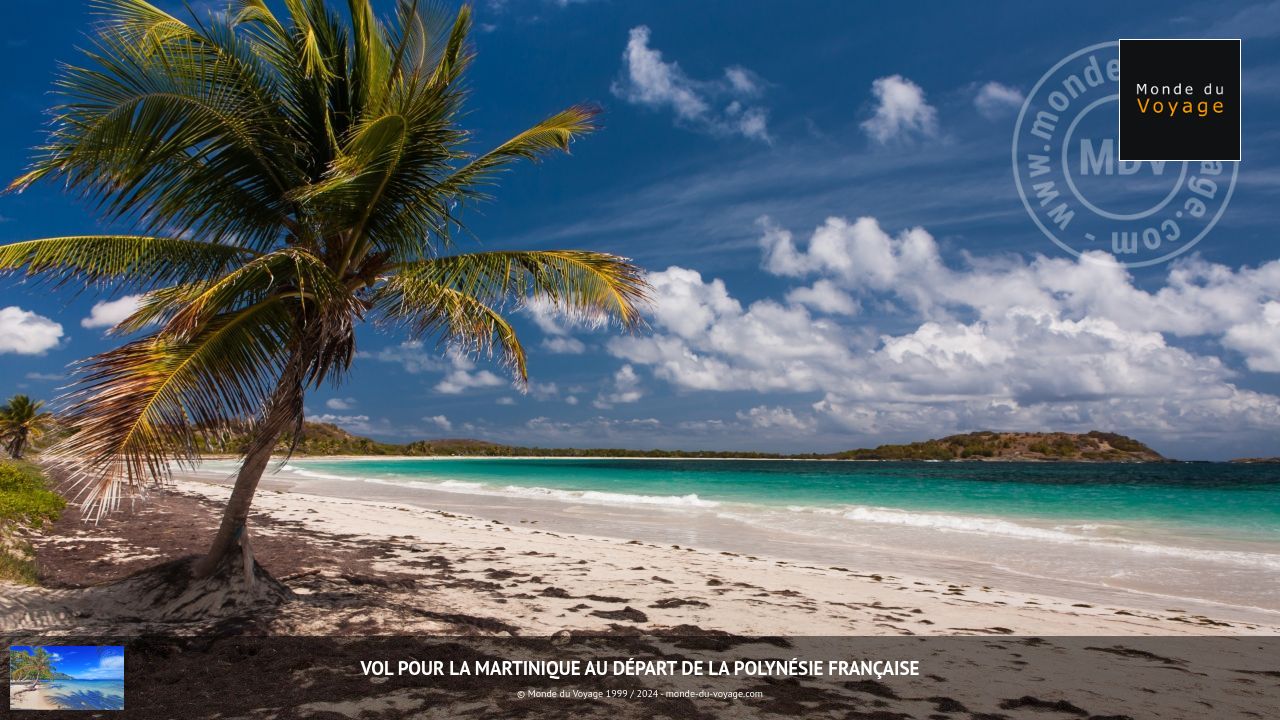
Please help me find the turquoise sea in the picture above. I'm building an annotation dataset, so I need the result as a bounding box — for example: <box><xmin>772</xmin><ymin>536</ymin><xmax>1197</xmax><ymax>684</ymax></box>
<box><xmin>223</xmin><ymin>458</ymin><xmax>1280</xmax><ymax>614</ymax></box>
<box><xmin>287</xmin><ymin>458</ymin><xmax>1280</xmax><ymax>542</ymax></box>
<box><xmin>9</xmin><ymin>679</ymin><xmax>125</xmax><ymax>710</ymax></box>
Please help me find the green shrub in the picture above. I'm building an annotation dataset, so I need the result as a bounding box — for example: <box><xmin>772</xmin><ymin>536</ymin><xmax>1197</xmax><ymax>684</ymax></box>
<box><xmin>0</xmin><ymin>461</ymin><xmax>64</xmax><ymax>585</ymax></box>
<box><xmin>0</xmin><ymin>462</ymin><xmax>65</xmax><ymax>528</ymax></box>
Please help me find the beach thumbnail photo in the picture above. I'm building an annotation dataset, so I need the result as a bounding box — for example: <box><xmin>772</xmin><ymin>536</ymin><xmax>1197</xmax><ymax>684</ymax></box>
<box><xmin>9</xmin><ymin>646</ymin><xmax>124</xmax><ymax>711</ymax></box>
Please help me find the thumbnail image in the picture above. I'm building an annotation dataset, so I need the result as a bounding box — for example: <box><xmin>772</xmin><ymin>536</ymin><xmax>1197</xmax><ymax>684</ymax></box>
<box><xmin>9</xmin><ymin>646</ymin><xmax>124</xmax><ymax>711</ymax></box>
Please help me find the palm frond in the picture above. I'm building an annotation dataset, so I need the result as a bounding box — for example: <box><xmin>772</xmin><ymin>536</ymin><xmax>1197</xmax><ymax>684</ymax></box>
<box><xmin>11</xmin><ymin>0</ymin><xmax>301</xmax><ymax>248</ymax></box>
<box><xmin>374</xmin><ymin>250</ymin><xmax>648</xmax><ymax>382</ymax></box>
<box><xmin>0</xmin><ymin>235</ymin><xmax>256</xmax><ymax>292</ymax></box>
<box><xmin>438</xmin><ymin>104</ymin><xmax>600</xmax><ymax>198</ymax></box>
<box><xmin>389</xmin><ymin>250</ymin><xmax>648</xmax><ymax>324</ymax></box>
<box><xmin>51</xmin><ymin>299</ymin><xmax>299</xmax><ymax>517</ymax></box>
<box><xmin>377</xmin><ymin>281</ymin><xmax>528</xmax><ymax>381</ymax></box>
<box><xmin>153</xmin><ymin>247</ymin><xmax>353</xmax><ymax>340</ymax></box>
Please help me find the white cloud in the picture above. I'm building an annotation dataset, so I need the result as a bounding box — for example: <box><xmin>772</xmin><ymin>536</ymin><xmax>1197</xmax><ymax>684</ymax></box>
<box><xmin>593</xmin><ymin>364</ymin><xmax>644</xmax><ymax>408</ymax></box>
<box><xmin>24</xmin><ymin>371</ymin><xmax>64</xmax><ymax>381</ymax></box>
<box><xmin>543</xmin><ymin>337</ymin><xmax>586</xmax><ymax>354</ymax></box>
<box><xmin>364</xmin><ymin>340</ymin><xmax>444</xmax><ymax>374</ymax></box>
<box><xmin>861</xmin><ymin>75</ymin><xmax>938</xmax><ymax>143</ymax></box>
<box><xmin>496</xmin><ymin>396</ymin><xmax>517</xmax><ymax>406</ymax></box>
<box><xmin>1223</xmin><ymin>301</ymin><xmax>1280</xmax><ymax>371</ymax></box>
<box><xmin>0</xmin><ymin>306</ymin><xmax>63</xmax><ymax>355</ymax></box>
<box><xmin>81</xmin><ymin>294</ymin><xmax>143</xmax><ymax>329</ymax></box>
<box><xmin>530</xmin><ymin>382</ymin><xmax>560</xmax><ymax>401</ymax></box>
<box><xmin>366</xmin><ymin>342</ymin><xmax>508</xmax><ymax>394</ymax></box>
<box><xmin>736</xmin><ymin>405</ymin><xmax>816</xmax><ymax>431</ymax></box>
<box><xmin>525</xmin><ymin>297</ymin><xmax>596</xmax><ymax>355</ymax></box>
<box><xmin>612</xmin><ymin>25</ymin><xmax>771</xmax><ymax>141</ymax></box>
<box><xmin>435</xmin><ymin>350</ymin><xmax>506</xmax><ymax>394</ymax></box>
<box><xmin>76</xmin><ymin>654</ymin><xmax>124</xmax><ymax>681</ymax></box>
<box><xmin>974</xmin><ymin>81</ymin><xmax>1024</xmax><ymax>119</ymax></box>
<box><xmin>325</xmin><ymin>397</ymin><xmax>356</xmax><ymax>411</ymax></box>
<box><xmin>724</xmin><ymin>66</ymin><xmax>762</xmax><ymax>96</ymax></box>
<box><xmin>785</xmin><ymin>279</ymin><xmax>858</xmax><ymax>315</ymax></box>
<box><xmin>425</xmin><ymin>414</ymin><xmax>453</xmax><ymax>432</ymax></box>
<box><xmin>308</xmin><ymin>413</ymin><xmax>371</xmax><ymax>428</ymax></box>
<box><xmin>523</xmin><ymin>415</ymin><xmax>663</xmax><ymax>443</ymax></box>
<box><xmin>608</xmin><ymin>217</ymin><xmax>1280</xmax><ymax>449</ymax></box>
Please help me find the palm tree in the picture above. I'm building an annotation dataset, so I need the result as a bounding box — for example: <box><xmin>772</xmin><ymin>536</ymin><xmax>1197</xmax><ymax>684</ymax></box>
<box><xmin>0</xmin><ymin>0</ymin><xmax>648</xmax><ymax>583</ymax></box>
<box><xmin>11</xmin><ymin>647</ymin><xmax>55</xmax><ymax>690</ymax></box>
<box><xmin>0</xmin><ymin>395</ymin><xmax>54</xmax><ymax>459</ymax></box>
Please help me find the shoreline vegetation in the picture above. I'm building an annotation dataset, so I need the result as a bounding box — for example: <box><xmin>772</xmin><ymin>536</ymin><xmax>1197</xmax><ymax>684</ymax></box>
<box><xmin>200</xmin><ymin>423</ymin><xmax>1170</xmax><ymax>462</ymax></box>
<box><xmin>0</xmin><ymin>460</ymin><xmax>64</xmax><ymax>583</ymax></box>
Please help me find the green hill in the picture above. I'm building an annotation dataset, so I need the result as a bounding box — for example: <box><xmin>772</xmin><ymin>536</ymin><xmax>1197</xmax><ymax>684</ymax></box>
<box><xmin>833</xmin><ymin>431</ymin><xmax>1163</xmax><ymax>462</ymax></box>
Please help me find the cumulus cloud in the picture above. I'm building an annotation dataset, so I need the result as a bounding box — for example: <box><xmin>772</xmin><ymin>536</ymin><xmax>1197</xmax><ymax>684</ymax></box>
<box><xmin>76</xmin><ymin>654</ymin><xmax>124</xmax><ymax>681</ymax></box>
<box><xmin>81</xmin><ymin>294</ymin><xmax>143</xmax><ymax>329</ymax></box>
<box><xmin>861</xmin><ymin>75</ymin><xmax>937</xmax><ymax>143</ymax></box>
<box><xmin>785</xmin><ymin>279</ymin><xmax>859</xmax><ymax>315</ymax></box>
<box><xmin>608</xmin><ymin>217</ymin><xmax>1280</xmax><ymax>448</ymax></box>
<box><xmin>1222</xmin><ymin>302</ymin><xmax>1280</xmax><ymax>371</ymax></box>
<box><xmin>435</xmin><ymin>351</ymin><xmax>506</xmax><ymax>394</ymax></box>
<box><xmin>364</xmin><ymin>340</ymin><xmax>444</xmax><ymax>374</ymax></box>
<box><xmin>0</xmin><ymin>306</ymin><xmax>63</xmax><ymax>355</ymax></box>
<box><xmin>543</xmin><ymin>336</ymin><xmax>586</xmax><ymax>354</ymax></box>
<box><xmin>594</xmin><ymin>364</ymin><xmax>644</xmax><ymax>408</ymax></box>
<box><xmin>425</xmin><ymin>414</ymin><xmax>453</xmax><ymax>432</ymax></box>
<box><xmin>612</xmin><ymin>25</ymin><xmax>771</xmax><ymax>141</ymax></box>
<box><xmin>525</xmin><ymin>297</ymin><xmax>596</xmax><ymax>354</ymax></box>
<box><xmin>523</xmin><ymin>415</ymin><xmax>663</xmax><ymax>444</ymax></box>
<box><xmin>974</xmin><ymin>81</ymin><xmax>1024</xmax><ymax>119</ymax></box>
<box><xmin>308</xmin><ymin>413</ymin><xmax>371</xmax><ymax>429</ymax></box>
<box><xmin>736</xmin><ymin>405</ymin><xmax>816</xmax><ymax>431</ymax></box>
<box><xmin>366</xmin><ymin>342</ymin><xmax>508</xmax><ymax>394</ymax></box>
<box><xmin>325</xmin><ymin>397</ymin><xmax>356</xmax><ymax>410</ymax></box>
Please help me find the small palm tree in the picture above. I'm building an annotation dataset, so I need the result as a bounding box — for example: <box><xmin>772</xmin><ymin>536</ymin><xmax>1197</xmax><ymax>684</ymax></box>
<box><xmin>0</xmin><ymin>395</ymin><xmax>55</xmax><ymax>459</ymax></box>
<box><xmin>11</xmin><ymin>647</ymin><xmax>55</xmax><ymax>690</ymax></box>
<box><xmin>0</xmin><ymin>0</ymin><xmax>648</xmax><ymax>583</ymax></box>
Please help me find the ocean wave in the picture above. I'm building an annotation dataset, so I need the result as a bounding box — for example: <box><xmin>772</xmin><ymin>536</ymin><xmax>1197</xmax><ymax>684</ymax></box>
<box><xmin>784</xmin><ymin>504</ymin><xmax>1280</xmax><ymax>570</ymax></box>
<box><xmin>274</xmin><ymin>464</ymin><xmax>718</xmax><ymax>508</ymax></box>
<box><xmin>496</xmin><ymin>484</ymin><xmax>718</xmax><ymax>508</ymax></box>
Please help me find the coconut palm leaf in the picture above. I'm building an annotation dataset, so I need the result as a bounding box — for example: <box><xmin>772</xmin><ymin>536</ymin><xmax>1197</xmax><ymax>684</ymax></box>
<box><xmin>57</xmin><ymin>300</ymin><xmax>301</xmax><ymax>516</ymax></box>
<box><xmin>0</xmin><ymin>236</ymin><xmax>254</xmax><ymax>292</ymax></box>
<box><xmin>374</xmin><ymin>250</ymin><xmax>646</xmax><ymax>383</ymax></box>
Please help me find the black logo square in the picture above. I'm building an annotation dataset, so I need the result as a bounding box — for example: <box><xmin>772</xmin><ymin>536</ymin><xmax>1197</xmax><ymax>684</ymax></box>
<box><xmin>1119</xmin><ymin>39</ymin><xmax>1240</xmax><ymax>161</ymax></box>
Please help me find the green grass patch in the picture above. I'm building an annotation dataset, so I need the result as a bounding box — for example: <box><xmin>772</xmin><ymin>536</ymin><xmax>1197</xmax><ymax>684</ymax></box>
<box><xmin>0</xmin><ymin>460</ymin><xmax>65</xmax><ymax>584</ymax></box>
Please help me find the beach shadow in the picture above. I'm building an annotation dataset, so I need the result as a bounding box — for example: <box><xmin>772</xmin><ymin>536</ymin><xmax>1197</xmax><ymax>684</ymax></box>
<box><xmin>50</xmin><ymin>689</ymin><xmax>125</xmax><ymax>710</ymax></box>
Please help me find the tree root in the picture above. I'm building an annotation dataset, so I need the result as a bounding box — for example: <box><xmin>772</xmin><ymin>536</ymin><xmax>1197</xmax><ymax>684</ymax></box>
<box><xmin>0</xmin><ymin>547</ymin><xmax>293</xmax><ymax>631</ymax></box>
<box><xmin>107</xmin><ymin>549</ymin><xmax>293</xmax><ymax>623</ymax></box>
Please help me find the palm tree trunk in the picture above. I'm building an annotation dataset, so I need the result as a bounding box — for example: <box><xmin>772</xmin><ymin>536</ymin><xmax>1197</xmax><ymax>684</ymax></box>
<box><xmin>11</xmin><ymin>431</ymin><xmax>27</xmax><ymax>459</ymax></box>
<box><xmin>191</xmin><ymin>348</ymin><xmax>307</xmax><ymax>579</ymax></box>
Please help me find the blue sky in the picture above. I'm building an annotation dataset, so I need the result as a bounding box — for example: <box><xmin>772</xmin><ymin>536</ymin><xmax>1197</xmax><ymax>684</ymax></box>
<box><xmin>10</xmin><ymin>646</ymin><xmax>124</xmax><ymax>680</ymax></box>
<box><xmin>3</xmin><ymin>1</ymin><xmax>1280</xmax><ymax>459</ymax></box>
